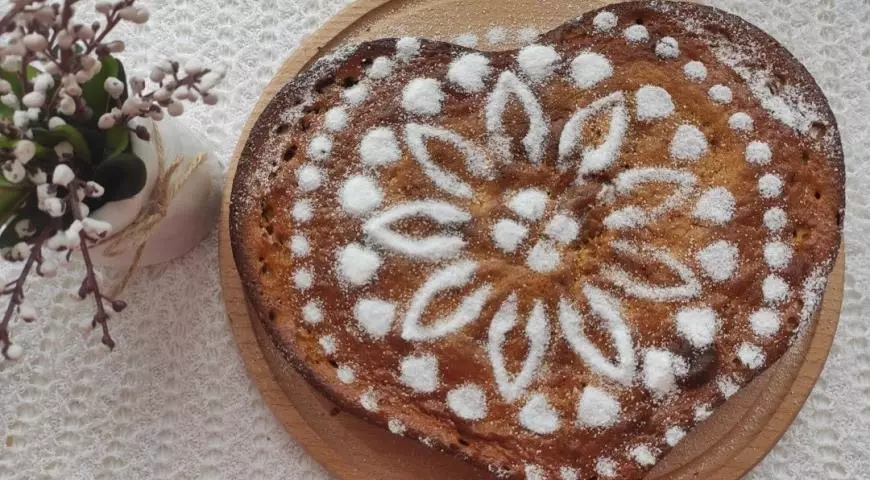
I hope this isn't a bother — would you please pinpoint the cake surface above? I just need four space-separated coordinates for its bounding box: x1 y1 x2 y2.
230 1 844 478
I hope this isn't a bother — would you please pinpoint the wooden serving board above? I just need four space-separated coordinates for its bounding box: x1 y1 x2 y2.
218 0 846 478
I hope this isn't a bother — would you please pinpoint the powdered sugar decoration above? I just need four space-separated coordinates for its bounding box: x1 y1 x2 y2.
447 53 492 93
337 243 382 286
395 37 421 62
293 268 313 290
630 444 659 467
402 78 444 116
488 295 550 401
447 384 487 420
750 308 781 338
693 187 735 225
763 275 790 304
576 386 621 428
360 126 401 167
675 307 718 349
454 33 478 48
354 298 395 339
708 84 733 104
570 52 613 89
290 235 309 257
399 354 440 393
486 71 548 164
758 173 783 198
292 199 313 223
595 458 618 478
339 175 383 216
717 375 740 398
642 348 688 398
624 24 649 43
696 240 738 282
558 91 627 175
296 164 322 191
342 82 369 107
518 393 560 434
592 11 618 33
307 135 332 162
764 207 788 232
517 45 561 83
508 188 548 221
764 241 794 269
337 365 355 384
367 56 394 80
635 85 674 121
323 107 348 132
605 240 701 301
665 426 686 447
302 301 323 325
363 200 471 261
738 343 765 369
670 124 709 162
605 168 697 230
655 37 679 59
729 112 753 132
405 123 492 198
683 61 707 81
745 140 773 165
492 219 528 253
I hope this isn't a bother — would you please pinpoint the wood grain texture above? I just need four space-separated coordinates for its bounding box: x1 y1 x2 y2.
218 0 845 478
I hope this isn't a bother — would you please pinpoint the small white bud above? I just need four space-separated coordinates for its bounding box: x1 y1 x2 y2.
118 6 138 21
203 93 218 105
82 218 111 238
167 102 184 117
104 77 125 98
52 163 75 186
58 29 75 49
0 79 11 95
44 62 60 75
10 242 30 260
1 56 21 73
76 25 94 41
120 97 140 116
198 71 224 91
75 69 94 84
34 6 55 24
78 202 89 218
12 110 29 128
184 59 203 75
107 41 125 53
54 141 74 159
22 33 48 52
28 169 47 185
164 78 178 90
14 140 35 163
65 220 83 243
39 259 57 278
97 113 115 129
14 219 35 238
43 197 66 218
64 83 83 97
110 107 123 119
58 96 76 116
33 73 55 92
173 86 190 101
153 88 171 102
18 301 36 321
45 232 66 251
5 344 24 360
85 181 105 198
37 184 55 200
134 7 150 24
2 161 25 183
130 76 145 94
149 67 165 83
22 91 46 108
148 110 164 121
1 93 18 108
26 108 40 121
48 116 66 129
95 1 113 14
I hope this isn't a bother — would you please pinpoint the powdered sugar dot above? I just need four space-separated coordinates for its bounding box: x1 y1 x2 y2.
307 135 332 162
447 384 487 420
485 26 507 45
758 173 783 198
570 52 613 89
399 354 439 393
447 53 491 93
360 126 401 167
750 308 781 338
342 82 369 106
319 335 336 355
694 403 713 422
395 37 421 62
670 124 708 162
526 240 561 273
492 219 528 253
729 112 753 132
763 275 790 304
293 268 313 290
338 243 382 286
517 27 539 45
576 386 621 428
290 235 309 256
402 78 444 116
630 444 659 466
717 375 740 398
595 458 617 478
525 465 546 480
296 164 322 191
337 365 355 384
360 388 378 411
517 45 561 83
665 426 686 447
696 240 738 282
593 11 618 32
738 343 765 369
388 419 406 435
559 467 578 480
367 56 394 80
292 199 313 223
683 61 707 81
323 107 348 132
764 207 788 232
339 175 383 216
509 188 548 220
675 307 718 349
693 187 735 224
642 349 688 398
353 298 396 339
624 24 649 43
655 37 679 58
544 214 579 244
454 33 478 48
518 393 560 434
764 241 793 269
302 300 322 324
745 141 772 165
708 84 733 104
635 85 674 121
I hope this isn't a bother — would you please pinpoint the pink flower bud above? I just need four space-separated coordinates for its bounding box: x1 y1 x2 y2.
82 218 112 238
167 102 184 117
14 140 35 163
118 7 138 21
44 62 60 75
0 79 10 95
64 83 83 97
39 260 58 278
76 25 94 41
148 110 164 121
98 113 115 129
5 344 24 360
1 93 18 108
104 77 125 98
54 141 74 159
37 184 55 200
86 181 105 198
18 301 36 321
1 56 21 72
28 169 47 185
12 110 28 128
78 202 89 218
184 59 203 75
153 88 171 102
52 163 75 186
58 96 76 116
107 41 125 53
58 30 74 49
10 242 30 261
135 7 150 24
95 1 112 14
2 161 25 183
14 219 35 238
43 197 65 218
149 67 165 83
80 55 97 71
22 91 46 108
130 76 145 94
33 73 54 92
203 93 218 105
75 69 94 84
22 33 48 52
48 116 66 129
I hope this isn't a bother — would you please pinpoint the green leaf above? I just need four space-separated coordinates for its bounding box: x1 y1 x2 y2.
104 124 130 158
33 125 92 163
0 179 29 237
82 55 121 117
91 152 147 204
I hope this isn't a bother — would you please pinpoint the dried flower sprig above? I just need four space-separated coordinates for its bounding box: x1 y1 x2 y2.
0 0 224 360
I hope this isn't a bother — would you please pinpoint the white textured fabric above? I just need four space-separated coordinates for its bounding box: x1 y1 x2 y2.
0 1 868 479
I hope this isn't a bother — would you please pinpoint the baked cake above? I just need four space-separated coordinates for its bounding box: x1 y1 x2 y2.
230 1 844 478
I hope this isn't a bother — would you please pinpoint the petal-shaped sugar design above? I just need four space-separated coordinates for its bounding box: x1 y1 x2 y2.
363 200 471 261
485 71 549 164
558 285 636 386
405 123 493 198
488 295 550 402
558 91 628 175
402 260 494 341
604 168 697 229
604 241 702 301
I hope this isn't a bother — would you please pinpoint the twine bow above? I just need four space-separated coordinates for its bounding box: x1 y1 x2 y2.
100 125 208 297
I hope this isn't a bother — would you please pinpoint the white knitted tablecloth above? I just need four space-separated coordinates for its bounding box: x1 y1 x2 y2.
1 1 867 478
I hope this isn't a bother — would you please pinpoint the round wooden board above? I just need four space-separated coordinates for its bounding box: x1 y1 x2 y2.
218 0 846 478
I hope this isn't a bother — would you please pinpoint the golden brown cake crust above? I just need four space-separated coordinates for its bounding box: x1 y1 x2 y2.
230 2 844 478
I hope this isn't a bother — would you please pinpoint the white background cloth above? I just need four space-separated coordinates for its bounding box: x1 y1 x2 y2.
1 1 867 479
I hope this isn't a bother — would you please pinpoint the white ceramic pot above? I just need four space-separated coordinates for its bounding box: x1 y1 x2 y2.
87 117 221 267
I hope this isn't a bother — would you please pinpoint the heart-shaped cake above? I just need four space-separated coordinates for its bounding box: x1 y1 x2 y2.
230 1 844 478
